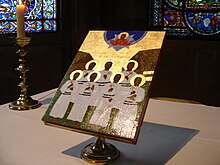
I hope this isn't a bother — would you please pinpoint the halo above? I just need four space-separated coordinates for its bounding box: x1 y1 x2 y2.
102 59 115 71
110 72 125 84
87 71 101 82
118 32 129 39
130 74 146 87
69 70 83 80
85 60 97 70
125 60 138 71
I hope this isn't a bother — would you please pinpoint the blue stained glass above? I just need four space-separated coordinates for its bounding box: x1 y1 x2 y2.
25 20 42 32
0 0 57 34
186 0 220 10
185 12 220 35
43 20 56 31
44 6 54 19
25 0 43 19
43 0 55 19
163 5 187 27
0 1 16 21
44 0 53 5
0 21 16 33
166 0 183 9
150 0 220 37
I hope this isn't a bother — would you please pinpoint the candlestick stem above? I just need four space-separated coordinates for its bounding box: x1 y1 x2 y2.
9 37 41 110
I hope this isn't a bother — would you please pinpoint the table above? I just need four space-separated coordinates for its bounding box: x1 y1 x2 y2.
0 89 220 165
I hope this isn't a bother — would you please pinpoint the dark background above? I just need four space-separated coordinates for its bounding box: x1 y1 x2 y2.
0 0 220 106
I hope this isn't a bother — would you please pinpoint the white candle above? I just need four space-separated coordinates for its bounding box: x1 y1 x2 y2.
16 1 25 38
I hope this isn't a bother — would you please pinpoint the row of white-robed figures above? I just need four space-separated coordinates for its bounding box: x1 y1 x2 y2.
49 59 153 138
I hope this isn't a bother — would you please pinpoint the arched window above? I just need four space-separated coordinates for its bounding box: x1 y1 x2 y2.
149 0 220 37
0 0 57 34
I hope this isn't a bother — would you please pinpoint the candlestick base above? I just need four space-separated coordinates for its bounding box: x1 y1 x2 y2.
81 137 120 164
9 96 41 111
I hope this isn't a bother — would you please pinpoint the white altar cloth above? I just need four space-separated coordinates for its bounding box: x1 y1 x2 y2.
0 89 220 165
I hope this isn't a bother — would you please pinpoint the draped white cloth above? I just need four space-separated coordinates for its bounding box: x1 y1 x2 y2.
1 89 220 165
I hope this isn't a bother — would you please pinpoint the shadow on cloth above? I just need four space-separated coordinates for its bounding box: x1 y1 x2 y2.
62 122 198 165
39 98 52 105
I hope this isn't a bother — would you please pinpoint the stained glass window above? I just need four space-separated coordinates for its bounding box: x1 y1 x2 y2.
0 0 57 34
150 0 220 37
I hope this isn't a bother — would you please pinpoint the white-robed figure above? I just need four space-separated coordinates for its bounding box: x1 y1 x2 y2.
96 60 114 89
89 73 124 127
49 71 83 118
112 74 146 138
120 60 138 87
67 71 101 122
76 60 97 85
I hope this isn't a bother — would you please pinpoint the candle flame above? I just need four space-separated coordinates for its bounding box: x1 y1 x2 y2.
19 0 22 5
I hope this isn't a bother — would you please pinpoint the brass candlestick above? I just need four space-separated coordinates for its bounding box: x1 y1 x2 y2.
9 37 41 110
81 137 120 164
